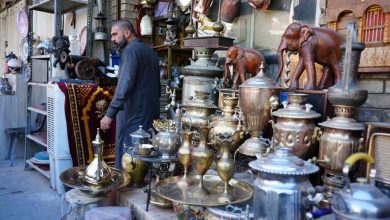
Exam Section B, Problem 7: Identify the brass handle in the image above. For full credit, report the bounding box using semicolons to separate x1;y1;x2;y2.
269;120;275;129
311;127;322;143
343;153;375;190
344;153;374;167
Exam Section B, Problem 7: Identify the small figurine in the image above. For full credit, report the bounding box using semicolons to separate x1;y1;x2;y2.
164;24;178;46
223;46;265;89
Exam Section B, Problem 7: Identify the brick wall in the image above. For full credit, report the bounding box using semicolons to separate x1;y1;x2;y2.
357;73;390;122
110;0;139;23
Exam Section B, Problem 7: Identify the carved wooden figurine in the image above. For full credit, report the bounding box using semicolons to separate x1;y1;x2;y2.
224;46;265;89
248;0;270;10
221;0;241;23
276;23;344;90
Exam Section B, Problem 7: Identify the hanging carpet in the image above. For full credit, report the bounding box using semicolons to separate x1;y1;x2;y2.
58;82;116;166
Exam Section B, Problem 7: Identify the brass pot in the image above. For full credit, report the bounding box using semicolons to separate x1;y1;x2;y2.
209;96;243;153
182;91;218;129
121;152;149;187
271;93;320;159
238;64;280;156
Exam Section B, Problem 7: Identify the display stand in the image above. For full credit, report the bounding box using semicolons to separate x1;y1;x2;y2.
127;148;179;211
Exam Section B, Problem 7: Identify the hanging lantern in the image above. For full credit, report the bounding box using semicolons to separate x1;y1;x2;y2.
140;14;153;36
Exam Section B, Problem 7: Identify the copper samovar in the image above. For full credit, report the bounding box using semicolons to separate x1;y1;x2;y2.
238;63;280;156
314;22;367;205
270;93;320;159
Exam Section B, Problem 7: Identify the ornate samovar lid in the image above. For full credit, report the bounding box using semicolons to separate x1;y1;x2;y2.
319;106;364;130
272;93;321;119
184;91;218;109
239;64;280;89
249;147;319;175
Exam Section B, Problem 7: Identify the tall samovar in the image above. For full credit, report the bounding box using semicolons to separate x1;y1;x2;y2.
182;91;218;129
314;22;367;205
238;64;280;156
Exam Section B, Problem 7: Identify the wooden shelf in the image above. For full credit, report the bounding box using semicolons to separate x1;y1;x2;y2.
27;106;47;115
26;159;50;179
27;132;47;148
29;0;87;14
31;55;51;59
28;82;48;87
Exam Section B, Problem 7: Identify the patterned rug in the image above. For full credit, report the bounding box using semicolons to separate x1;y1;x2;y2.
58;82;116;166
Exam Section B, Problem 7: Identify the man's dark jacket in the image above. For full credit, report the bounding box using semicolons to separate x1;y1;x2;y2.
106;39;160;169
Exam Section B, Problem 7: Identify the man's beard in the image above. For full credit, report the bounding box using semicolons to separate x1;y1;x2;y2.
114;35;128;55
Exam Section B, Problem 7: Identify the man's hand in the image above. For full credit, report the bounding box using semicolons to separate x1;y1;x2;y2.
100;116;113;131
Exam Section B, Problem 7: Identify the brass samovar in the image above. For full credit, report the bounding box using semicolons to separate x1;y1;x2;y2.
271;93;320;159
314;22;367;205
238;64;280;156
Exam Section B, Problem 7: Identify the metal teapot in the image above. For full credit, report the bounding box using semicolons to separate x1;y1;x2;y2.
248;147;322;220
331;153;390;220
150;118;181;158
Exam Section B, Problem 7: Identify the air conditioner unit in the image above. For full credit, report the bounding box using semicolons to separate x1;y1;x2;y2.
47;83;73;195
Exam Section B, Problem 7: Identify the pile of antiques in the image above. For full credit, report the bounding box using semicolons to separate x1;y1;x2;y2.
109;21;390;220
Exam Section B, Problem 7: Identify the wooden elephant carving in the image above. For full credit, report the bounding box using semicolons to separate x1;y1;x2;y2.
224;46;265;89
276;23;344;90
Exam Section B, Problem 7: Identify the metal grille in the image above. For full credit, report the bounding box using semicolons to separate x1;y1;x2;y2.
47;96;55;154
375;135;390;185
362;5;385;44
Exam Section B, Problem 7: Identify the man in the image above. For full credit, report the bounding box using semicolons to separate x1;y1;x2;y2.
100;19;160;169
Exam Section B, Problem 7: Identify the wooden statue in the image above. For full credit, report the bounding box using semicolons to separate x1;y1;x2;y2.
224;46;265;89
276;23;344;90
248;0;270;10
221;0;241;23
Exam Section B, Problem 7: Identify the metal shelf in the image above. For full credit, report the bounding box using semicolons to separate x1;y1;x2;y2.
31;55;51;59
29;0;88;14
28;82;48;87
27;132;48;148
26;159;50;179
27;106;47;115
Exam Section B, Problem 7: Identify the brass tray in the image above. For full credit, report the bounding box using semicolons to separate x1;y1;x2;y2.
155;175;253;207
60;166;130;195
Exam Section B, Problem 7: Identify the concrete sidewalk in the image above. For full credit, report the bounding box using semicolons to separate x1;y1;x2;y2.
0;159;62;220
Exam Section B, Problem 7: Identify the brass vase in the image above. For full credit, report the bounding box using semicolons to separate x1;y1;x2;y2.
209;95;243;153
191;126;213;196
215;134;236;203
85;129;112;188
178;131;194;187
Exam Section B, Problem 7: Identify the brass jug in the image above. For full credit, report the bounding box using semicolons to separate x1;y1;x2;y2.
85;129;113;188
209;95;243;153
178;131;194;186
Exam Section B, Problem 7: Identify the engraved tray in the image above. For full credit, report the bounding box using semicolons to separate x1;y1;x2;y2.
155;175;253;207
60;166;130;195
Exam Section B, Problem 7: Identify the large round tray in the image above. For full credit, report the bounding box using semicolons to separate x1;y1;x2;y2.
60;166;130;195
155;175;253;207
